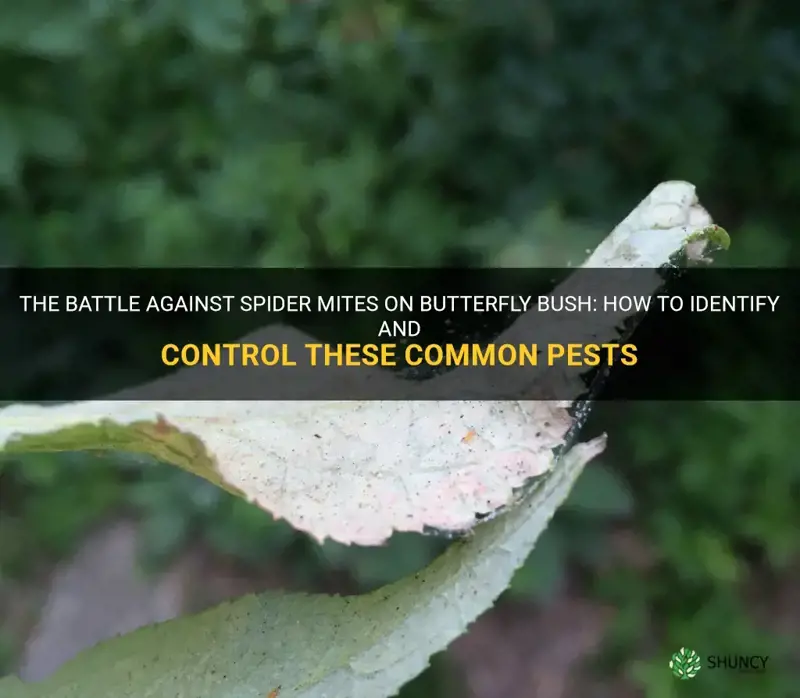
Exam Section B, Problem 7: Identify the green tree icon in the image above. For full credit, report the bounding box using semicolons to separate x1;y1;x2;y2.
670;647;702;679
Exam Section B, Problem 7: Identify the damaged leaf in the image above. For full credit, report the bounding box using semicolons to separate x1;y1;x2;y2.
0;181;722;546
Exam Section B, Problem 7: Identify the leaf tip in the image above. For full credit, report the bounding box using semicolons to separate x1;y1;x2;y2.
683;224;730;263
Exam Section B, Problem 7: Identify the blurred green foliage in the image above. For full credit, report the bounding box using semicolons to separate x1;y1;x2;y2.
1;0;800;696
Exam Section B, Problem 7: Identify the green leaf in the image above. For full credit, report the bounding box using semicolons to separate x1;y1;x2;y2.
0;182;723;551
0;182;727;698
564;464;634;516
0;441;603;698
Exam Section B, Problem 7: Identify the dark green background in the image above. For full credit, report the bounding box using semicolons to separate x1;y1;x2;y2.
1;1;799;696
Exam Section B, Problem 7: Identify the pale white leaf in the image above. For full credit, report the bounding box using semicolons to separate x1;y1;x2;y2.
0;180;726;698
0;181;725;546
